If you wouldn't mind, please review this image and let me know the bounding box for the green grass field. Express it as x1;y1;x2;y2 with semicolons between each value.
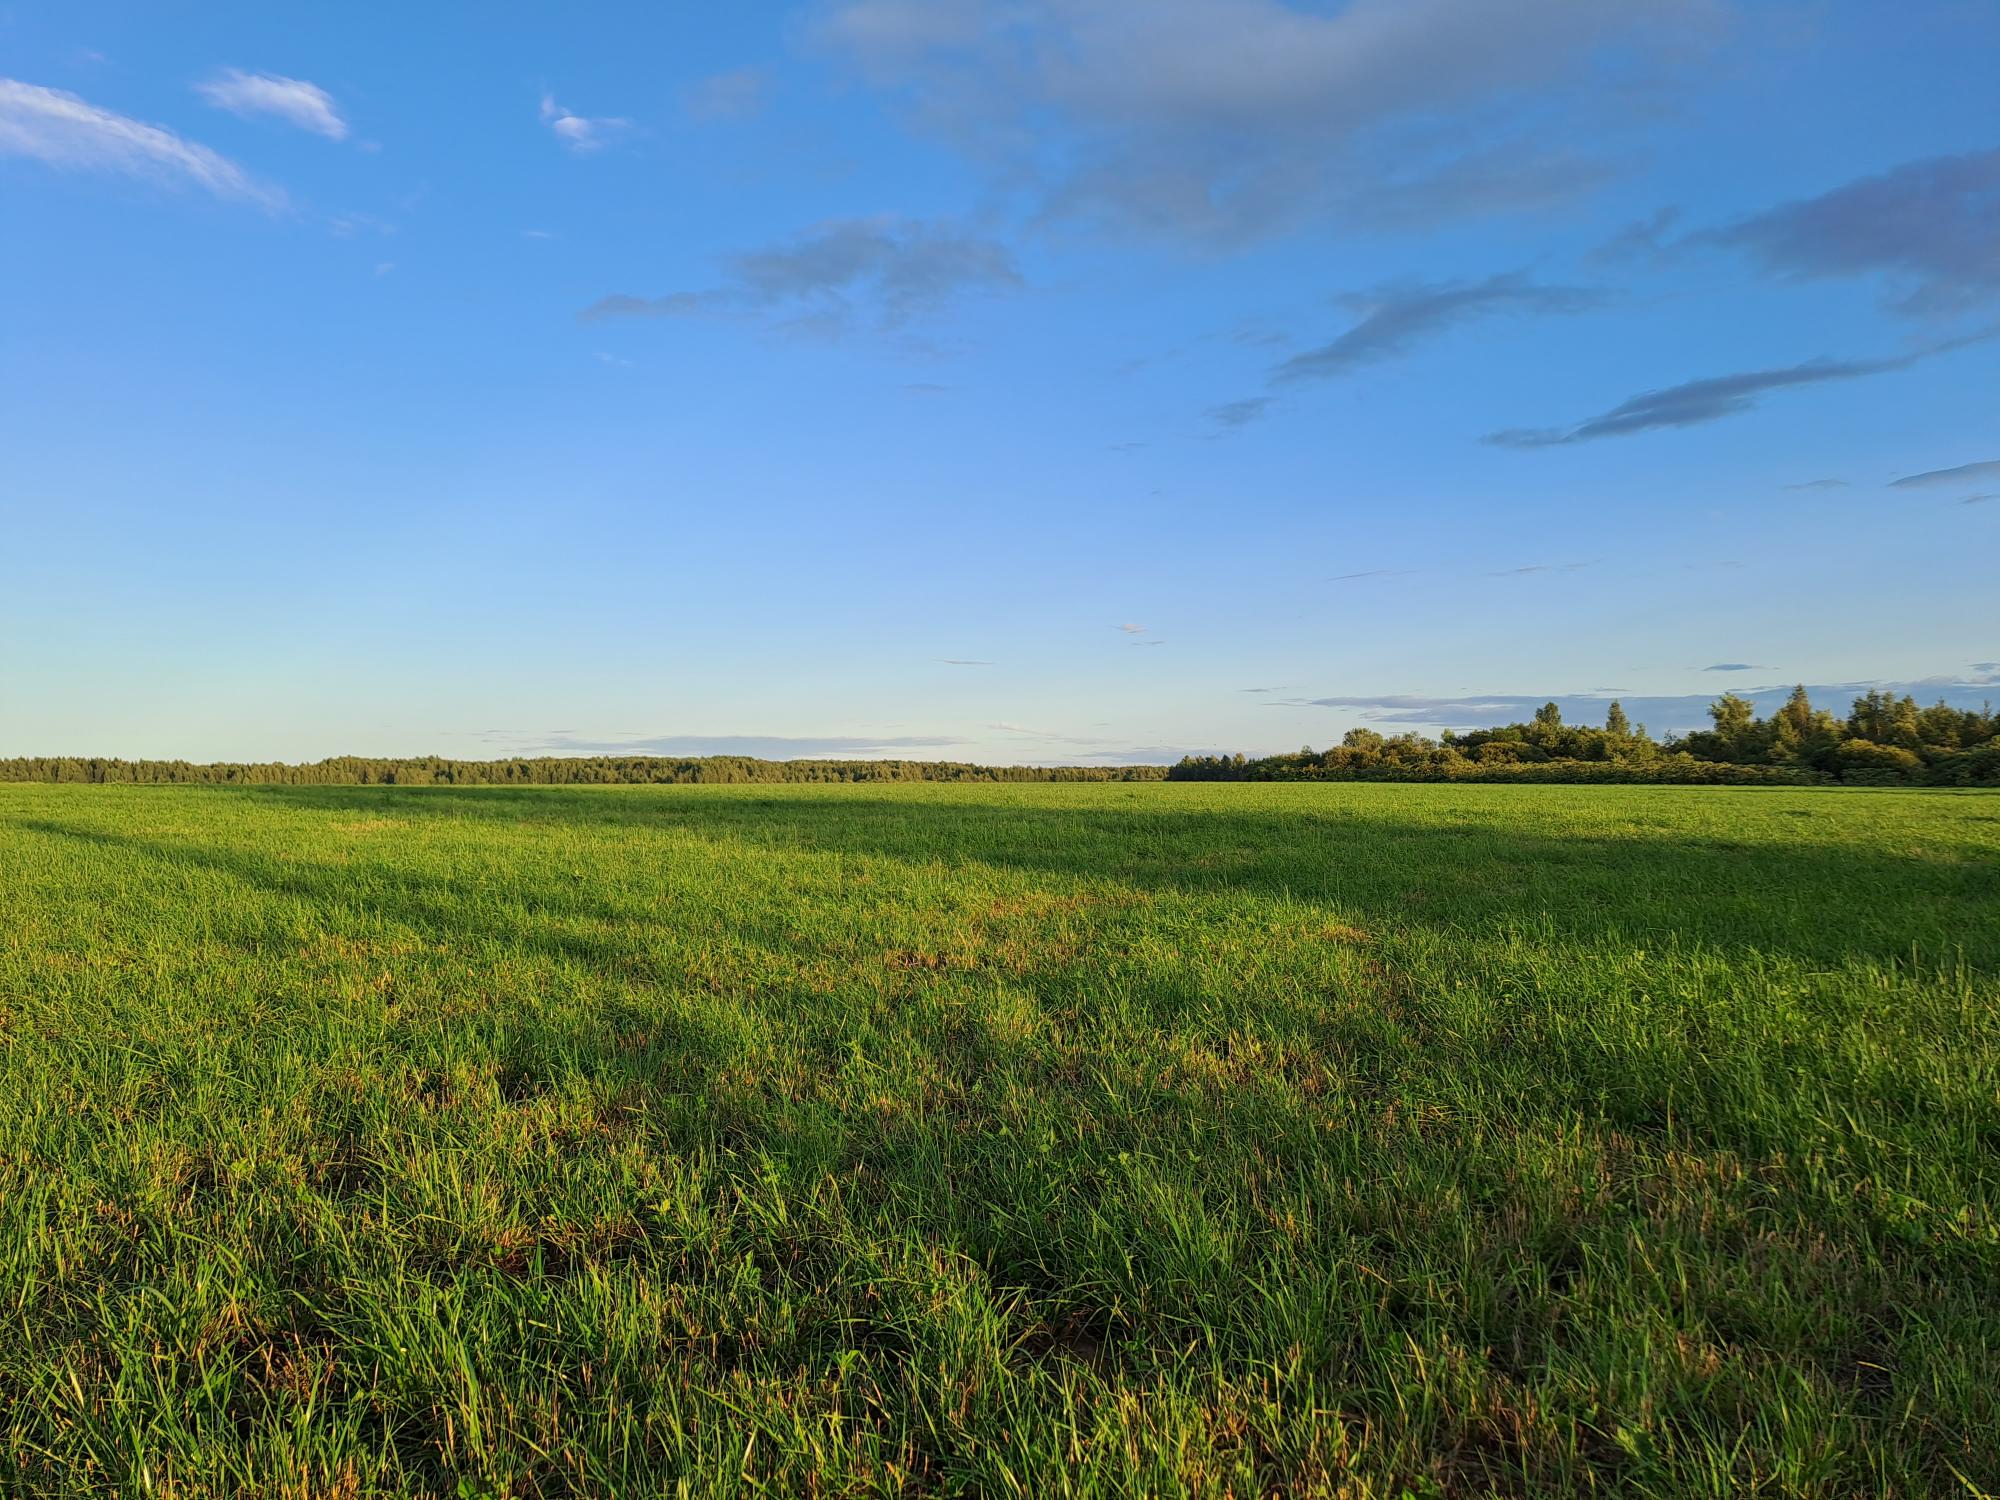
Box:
1;783;1996;1498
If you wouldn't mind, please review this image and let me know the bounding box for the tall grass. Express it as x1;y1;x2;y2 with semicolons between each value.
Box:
1;783;1995;1497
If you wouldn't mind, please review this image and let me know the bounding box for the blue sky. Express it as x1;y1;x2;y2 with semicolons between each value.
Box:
3;0;1996;764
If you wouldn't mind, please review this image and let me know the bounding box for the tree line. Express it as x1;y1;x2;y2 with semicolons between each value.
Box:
5;689;1993;788
1168;688;2000;785
0;754;1168;786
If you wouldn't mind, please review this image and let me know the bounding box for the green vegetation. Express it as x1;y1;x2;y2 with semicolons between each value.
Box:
2;781;1997;1497
7;688;1992;794
0;755;1169;787
1172;687;2000;785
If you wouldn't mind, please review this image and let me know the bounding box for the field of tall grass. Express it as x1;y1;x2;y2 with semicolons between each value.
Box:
1;782;1995;1497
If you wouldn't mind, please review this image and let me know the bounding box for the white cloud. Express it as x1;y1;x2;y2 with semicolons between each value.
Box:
196;69;347;141
0;77;281;207
540;93;631;153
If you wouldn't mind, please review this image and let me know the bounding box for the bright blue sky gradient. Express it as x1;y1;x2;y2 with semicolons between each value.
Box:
4;1;1996;763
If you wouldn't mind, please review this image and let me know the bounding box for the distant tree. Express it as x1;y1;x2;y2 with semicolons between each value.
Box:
1764;685;1841;768
1709;694;1757;758
1848;690;1922;748
1605;701;1631;738
1915;699;1968;754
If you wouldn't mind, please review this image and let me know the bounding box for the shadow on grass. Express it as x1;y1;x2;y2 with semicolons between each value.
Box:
180;782;2000;973
14;803;1998;1384
13;788;1997;1166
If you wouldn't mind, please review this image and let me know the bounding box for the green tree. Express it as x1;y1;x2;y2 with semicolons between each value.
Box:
1707;694;1757;759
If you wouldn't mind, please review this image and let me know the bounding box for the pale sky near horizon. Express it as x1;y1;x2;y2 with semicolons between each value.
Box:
3;1;1996;765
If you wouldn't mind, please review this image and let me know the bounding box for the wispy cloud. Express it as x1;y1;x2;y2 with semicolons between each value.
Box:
1702;663;1763;672
330;211;395;238
1591;205;1681;266
1297;675;2000;734
1962;493;2000;506
1783;478;1848;491
0;78;280;206
196;69;347;141
1701;147;2000;314
1486;330;1994;448
1338;141;1621;233
1064;745;1190;764
988;722;1112;747
540;93;631;153
1207;271;1602;429
1274;273;1603;385
580;216;1020;334
938;658;993;666
1116;623;1147;635
1327;569;1410;582
683;66;770;122
818;0;1714;246
1206;396;1271;428
1889;458;2000;489
1491;562;1587;576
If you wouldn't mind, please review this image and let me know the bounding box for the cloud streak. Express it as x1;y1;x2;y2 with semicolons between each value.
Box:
1702;147;2000;314
1274;273;1603;385
1890;458;2000;489
1485;329;1994;447
196;69;347;140
1296;675;2000;734
1210;270;1602;430
1206;396;1271;428
0;78;279;206
581;216;1020;334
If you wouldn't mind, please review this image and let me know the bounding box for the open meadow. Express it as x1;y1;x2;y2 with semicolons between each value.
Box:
1;781;1996;1498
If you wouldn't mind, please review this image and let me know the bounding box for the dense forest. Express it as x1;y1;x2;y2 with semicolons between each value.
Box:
4;689;1994;787
1169;688;2000;785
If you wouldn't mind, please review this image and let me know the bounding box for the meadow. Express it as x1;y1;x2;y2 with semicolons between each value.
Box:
0;781;1995;1498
